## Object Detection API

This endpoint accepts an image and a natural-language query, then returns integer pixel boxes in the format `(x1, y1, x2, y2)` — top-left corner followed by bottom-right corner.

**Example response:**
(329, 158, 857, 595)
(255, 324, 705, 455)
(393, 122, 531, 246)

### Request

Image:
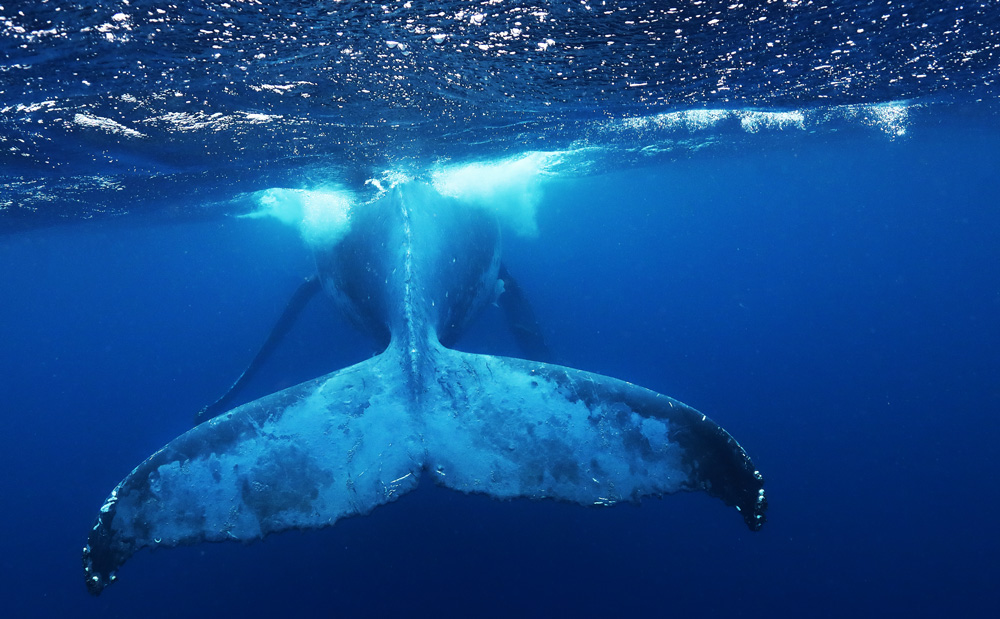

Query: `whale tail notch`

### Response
(84, 345, 766, 594)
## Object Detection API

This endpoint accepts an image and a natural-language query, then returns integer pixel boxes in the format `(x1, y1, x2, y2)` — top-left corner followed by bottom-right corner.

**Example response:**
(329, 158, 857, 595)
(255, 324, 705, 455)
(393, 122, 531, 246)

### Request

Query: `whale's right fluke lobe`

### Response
(424, 348, 767, 530)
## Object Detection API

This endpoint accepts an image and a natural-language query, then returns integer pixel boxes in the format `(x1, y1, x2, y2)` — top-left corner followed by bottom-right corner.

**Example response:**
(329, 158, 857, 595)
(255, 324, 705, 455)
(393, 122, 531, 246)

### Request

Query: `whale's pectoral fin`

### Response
(424, 350, 767, 530)
(196, 275, 323, 424)
(496, 264, 553, 362)
(84, 353, 423, 595)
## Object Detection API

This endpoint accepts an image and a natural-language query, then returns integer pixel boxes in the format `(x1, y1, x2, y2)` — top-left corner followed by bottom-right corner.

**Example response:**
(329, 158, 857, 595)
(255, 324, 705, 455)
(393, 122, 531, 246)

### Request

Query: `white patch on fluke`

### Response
(246, 187, 355, 248)
(431, 152, 562, 238)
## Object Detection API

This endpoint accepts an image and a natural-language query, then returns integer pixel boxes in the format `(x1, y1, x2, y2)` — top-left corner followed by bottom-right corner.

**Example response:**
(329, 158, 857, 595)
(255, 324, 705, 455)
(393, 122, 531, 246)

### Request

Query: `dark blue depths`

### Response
(1, 120, 998, 618)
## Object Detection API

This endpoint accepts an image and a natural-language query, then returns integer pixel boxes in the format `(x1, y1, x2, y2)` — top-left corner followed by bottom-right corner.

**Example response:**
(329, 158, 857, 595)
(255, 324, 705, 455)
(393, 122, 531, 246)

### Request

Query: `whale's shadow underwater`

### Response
(83, 182, 767, 594)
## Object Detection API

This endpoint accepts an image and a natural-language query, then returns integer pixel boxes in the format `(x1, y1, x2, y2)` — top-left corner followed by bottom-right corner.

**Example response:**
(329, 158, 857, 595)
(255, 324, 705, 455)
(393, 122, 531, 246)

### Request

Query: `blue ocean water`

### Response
(2, 1, 999, 618)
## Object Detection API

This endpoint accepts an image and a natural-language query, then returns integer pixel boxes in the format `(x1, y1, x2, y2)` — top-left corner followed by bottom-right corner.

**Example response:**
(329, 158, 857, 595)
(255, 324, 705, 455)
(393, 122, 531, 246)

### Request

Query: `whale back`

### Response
(313, 184, 501, 349)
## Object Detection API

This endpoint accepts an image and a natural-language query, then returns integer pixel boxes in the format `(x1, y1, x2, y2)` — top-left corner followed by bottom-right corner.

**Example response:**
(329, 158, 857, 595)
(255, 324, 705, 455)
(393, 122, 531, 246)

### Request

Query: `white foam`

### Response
(737, 110, 806, 132)
(431, 151, 562, 237)
(610, 109, 728, 132)
(864, 101, 910, 137)
(603, 102, 915, 136)
(367, 169, 413, 195)
(73, 113, 146, 138)
(245, 187, 355, 249)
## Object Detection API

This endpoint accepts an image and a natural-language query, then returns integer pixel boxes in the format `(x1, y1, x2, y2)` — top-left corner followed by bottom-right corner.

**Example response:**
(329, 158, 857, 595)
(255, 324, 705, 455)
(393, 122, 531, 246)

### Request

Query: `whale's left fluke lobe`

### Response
(83, 350, 424, 595)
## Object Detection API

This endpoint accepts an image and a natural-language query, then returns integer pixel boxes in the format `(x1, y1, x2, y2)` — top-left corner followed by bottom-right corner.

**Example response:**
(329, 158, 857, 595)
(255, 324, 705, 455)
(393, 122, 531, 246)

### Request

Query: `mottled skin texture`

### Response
(83, 183, 766, 594)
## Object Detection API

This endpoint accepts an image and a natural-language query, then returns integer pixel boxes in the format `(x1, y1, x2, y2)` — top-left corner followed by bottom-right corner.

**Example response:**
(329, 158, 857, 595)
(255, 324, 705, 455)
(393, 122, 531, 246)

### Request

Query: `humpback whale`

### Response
(82, 182, 767, 594)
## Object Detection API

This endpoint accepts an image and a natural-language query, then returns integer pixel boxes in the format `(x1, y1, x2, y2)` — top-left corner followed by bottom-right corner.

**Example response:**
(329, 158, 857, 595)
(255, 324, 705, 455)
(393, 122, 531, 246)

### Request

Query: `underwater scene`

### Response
(1, 1, 998, 617)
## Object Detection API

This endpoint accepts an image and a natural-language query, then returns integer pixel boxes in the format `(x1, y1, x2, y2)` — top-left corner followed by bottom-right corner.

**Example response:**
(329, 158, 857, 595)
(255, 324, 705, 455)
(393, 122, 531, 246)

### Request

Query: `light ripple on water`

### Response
(1, 1, 998, 225)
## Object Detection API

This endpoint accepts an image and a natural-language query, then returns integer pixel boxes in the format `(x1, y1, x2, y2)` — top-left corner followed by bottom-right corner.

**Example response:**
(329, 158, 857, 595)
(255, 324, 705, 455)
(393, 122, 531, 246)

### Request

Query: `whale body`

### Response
(83, 182, 767, 594)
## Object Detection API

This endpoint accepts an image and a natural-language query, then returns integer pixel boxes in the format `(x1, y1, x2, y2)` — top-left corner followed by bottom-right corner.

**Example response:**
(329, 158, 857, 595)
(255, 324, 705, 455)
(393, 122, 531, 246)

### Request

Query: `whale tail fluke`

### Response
(424, 348, 766, 528)
(83, 351, 424, 595)
(84, 345, 765, 594)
